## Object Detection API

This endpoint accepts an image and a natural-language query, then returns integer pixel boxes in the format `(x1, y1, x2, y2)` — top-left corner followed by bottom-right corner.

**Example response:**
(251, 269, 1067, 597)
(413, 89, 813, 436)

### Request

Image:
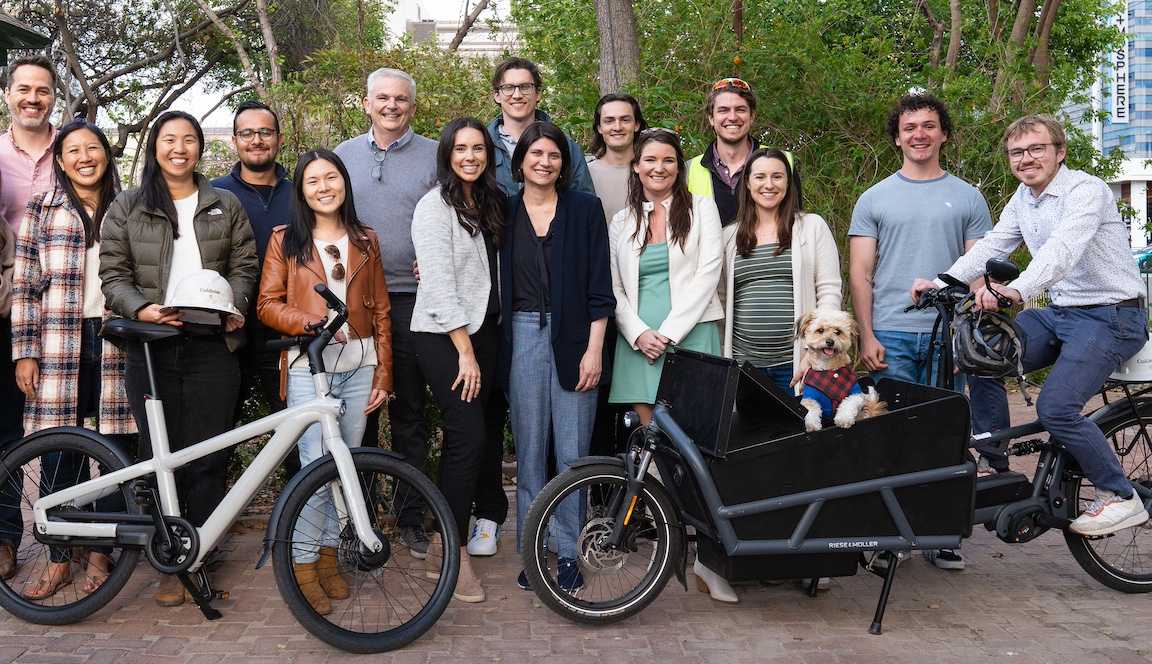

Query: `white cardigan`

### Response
(609, 194, 724, 349)
(719, 212, 843, 367)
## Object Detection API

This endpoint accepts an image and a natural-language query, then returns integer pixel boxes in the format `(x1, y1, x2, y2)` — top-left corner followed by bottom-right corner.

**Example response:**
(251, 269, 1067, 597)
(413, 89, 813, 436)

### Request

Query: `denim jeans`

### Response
(871, 329, 966, 392)
(968, 305, 1148, 495)
(509, 312, 597, 557)
(287, 366, 374, 563)
(758, 363, 795, 393)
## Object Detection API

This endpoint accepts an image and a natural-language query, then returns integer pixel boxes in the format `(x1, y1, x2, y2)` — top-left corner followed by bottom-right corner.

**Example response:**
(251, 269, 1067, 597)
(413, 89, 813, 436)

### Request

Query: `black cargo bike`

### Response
(520, 260, 1152, 634)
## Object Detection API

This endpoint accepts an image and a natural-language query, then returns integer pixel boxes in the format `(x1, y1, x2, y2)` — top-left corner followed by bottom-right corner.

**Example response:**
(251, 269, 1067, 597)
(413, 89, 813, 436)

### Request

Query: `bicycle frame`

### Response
(30, 369, 384, 572)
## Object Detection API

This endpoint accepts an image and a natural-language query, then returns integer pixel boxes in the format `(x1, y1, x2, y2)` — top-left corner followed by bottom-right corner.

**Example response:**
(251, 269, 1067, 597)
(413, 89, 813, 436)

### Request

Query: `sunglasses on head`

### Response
(712, 77, 752, 92)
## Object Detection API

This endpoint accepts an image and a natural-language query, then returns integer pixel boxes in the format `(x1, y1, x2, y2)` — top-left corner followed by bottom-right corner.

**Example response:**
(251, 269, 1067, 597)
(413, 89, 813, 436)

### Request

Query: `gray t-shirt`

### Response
(587, 158, 630, 222)
(849, 172, 992, 332)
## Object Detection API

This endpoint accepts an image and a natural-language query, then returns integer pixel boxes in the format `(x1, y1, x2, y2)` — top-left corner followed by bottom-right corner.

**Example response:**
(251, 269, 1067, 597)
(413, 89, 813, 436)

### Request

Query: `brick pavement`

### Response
(2, 393, 1152, 664)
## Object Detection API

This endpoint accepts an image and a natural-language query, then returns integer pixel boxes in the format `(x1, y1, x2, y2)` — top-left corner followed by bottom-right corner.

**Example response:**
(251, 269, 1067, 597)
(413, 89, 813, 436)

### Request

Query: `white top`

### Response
(164, 193, 203, 305)
(288, 234, 377, 374)
(82, 240, 105, 318)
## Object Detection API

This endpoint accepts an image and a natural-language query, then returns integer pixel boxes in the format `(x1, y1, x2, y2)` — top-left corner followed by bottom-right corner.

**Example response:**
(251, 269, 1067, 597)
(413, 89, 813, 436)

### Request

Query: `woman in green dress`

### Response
(607, 128, 723, 425)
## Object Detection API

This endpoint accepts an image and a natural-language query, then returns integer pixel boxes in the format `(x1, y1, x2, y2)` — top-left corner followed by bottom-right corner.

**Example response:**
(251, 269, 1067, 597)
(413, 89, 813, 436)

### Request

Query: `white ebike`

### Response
(0, 284, 459, 653)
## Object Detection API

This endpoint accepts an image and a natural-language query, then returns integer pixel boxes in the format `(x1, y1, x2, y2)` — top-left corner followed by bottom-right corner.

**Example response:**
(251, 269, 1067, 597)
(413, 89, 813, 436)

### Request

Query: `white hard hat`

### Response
(167, 269, 241, 316)
(1112, 337, 1152, 383)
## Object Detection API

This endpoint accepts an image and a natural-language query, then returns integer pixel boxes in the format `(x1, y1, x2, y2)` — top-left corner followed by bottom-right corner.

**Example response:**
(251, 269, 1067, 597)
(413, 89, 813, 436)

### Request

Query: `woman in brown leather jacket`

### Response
(257, 149, 392, 616)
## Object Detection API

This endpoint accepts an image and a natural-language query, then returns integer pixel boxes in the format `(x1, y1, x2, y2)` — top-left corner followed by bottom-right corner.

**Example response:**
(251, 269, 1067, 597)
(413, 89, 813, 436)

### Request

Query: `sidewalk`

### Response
(2, 392, 1151, 663)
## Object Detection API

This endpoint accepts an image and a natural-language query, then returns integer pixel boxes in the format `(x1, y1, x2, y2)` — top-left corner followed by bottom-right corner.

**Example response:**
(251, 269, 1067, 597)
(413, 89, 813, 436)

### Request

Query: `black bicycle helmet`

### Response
(951, 301, 1026, 378)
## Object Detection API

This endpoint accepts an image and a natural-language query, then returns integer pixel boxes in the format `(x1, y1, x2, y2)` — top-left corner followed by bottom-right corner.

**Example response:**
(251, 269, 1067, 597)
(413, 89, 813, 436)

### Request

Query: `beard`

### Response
(9, 110, 48, 131)
(241, 156, 277, 172)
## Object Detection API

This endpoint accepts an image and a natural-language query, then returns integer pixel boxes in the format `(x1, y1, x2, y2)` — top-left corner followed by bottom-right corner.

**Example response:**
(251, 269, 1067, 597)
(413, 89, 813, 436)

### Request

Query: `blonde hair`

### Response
(1002, 114, 1066, 150)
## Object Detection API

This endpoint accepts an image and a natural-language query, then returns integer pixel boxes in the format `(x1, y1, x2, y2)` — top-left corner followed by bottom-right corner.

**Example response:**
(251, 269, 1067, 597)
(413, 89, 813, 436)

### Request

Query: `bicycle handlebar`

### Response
(263, 285, 350, 373)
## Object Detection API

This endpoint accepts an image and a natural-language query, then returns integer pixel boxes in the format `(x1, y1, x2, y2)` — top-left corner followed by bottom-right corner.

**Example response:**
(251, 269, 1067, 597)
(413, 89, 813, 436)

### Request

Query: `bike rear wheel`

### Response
(1065, 412, 1152, 592)
(271, 449, 458, 653)
(521, 462, 682, 624)
(0, 431, 141, 624)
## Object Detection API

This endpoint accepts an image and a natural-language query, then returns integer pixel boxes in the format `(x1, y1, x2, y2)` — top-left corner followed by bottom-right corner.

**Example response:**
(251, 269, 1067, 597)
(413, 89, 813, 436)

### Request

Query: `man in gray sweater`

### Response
(334, 67, 437, 557)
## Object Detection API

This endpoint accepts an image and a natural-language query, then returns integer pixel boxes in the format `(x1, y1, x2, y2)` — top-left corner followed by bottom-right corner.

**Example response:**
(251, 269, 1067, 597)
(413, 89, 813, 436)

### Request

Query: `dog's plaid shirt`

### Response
(803, 367, 859, 410)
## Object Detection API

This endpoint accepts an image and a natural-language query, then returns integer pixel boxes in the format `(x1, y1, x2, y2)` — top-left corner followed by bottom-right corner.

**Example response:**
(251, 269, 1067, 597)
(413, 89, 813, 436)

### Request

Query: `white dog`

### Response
(794, 310, 887, 432)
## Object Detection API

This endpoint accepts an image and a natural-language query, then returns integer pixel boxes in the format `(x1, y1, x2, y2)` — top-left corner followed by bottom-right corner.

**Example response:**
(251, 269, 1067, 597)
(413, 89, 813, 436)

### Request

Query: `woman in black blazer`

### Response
(499, 122, 615, 593)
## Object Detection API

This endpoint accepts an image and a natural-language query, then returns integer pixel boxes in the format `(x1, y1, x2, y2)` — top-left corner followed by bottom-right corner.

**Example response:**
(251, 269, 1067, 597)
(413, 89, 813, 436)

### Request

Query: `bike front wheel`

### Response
(1065, 411, 1152, 592)
(521, 462, 683, 624)
(271, 448, 458, 653)
(0, 430, 142, 624)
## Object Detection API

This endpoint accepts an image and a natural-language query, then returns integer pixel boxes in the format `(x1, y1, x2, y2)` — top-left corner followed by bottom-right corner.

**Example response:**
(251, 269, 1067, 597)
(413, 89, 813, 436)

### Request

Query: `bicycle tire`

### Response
(1065, 411, 1152, 592)
(521, 462, 682, 624)
(271, 448, 458, 653)
(0, 430, 142, 624)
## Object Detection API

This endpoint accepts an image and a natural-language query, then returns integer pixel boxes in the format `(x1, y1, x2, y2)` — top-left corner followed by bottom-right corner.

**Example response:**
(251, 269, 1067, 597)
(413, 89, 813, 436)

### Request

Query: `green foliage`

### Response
(511, 0, 1125, 250)
(269, 43, 494, 170)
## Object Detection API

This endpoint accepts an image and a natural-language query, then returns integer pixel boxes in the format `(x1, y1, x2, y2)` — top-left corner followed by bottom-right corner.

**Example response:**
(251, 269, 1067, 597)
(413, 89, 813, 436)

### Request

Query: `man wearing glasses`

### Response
(335, 68, 438, 559)
(914, 115, 1149, 537)
(849, 92, 992, 571)
(686, 77, 764, 226)
(486, 57, 594, 195)
(213, 101, 294, 431)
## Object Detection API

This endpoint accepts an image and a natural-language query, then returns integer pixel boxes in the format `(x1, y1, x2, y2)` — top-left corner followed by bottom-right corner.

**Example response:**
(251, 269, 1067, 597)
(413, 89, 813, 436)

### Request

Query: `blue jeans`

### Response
(758, 363, 794, 393)
(287, 366, 374, 563)
(871, 329, 966, 392)
(969, 305, 1147, 495)
(509, 312, 597, 557)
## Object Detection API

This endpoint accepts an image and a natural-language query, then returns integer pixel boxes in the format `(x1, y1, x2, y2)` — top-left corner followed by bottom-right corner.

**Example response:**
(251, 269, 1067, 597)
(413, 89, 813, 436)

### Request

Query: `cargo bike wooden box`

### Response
(520, 348, 977, 634)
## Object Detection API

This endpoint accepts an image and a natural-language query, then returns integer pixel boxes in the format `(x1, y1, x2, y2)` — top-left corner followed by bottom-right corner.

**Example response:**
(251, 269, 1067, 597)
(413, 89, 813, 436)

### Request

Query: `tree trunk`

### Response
(254, 0, 281, 85)
(595, 0, 640, 94)
(945, 0, 962, 69)
(1031, 0, 1065, 90)
(191, 0, 268, 98)
(449, 0, 490, 52)
(917, 0, 944, 69)
(991, 0, 1038, 112)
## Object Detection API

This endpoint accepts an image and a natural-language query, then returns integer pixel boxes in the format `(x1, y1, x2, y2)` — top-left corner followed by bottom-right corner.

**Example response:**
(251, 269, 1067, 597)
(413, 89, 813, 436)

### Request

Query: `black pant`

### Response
(413, 320, 498, 540)
(472, 387, 510, 524)
(0, 317, 26, 548)
(374, 293, 431, 528)
(125, 335, 240, 528)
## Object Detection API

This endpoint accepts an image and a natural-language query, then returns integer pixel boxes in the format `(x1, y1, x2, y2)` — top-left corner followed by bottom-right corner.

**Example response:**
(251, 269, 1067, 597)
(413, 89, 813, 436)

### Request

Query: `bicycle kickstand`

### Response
(178, 569, 225, 620)
(869, 550, 900, 635)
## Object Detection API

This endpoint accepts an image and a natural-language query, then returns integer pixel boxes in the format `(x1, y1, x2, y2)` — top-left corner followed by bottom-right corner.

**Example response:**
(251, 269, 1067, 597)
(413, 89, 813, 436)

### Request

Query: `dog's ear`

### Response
(795, 311, 816, 340)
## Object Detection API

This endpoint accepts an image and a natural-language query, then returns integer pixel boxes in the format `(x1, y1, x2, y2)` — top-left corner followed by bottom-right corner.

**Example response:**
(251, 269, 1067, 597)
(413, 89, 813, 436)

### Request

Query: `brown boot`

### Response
(454, 549, 485, 603)
(317, 547, 349, 600)
(0, 543, 15, 580)
(154, 574, 186, 607)
(293, 561, 331, 615)
(425, 533, 443, 580)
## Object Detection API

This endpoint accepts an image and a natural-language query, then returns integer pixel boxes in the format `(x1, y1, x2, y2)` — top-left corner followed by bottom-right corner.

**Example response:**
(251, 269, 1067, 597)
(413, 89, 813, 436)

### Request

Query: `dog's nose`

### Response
(824, 339, 835, 348)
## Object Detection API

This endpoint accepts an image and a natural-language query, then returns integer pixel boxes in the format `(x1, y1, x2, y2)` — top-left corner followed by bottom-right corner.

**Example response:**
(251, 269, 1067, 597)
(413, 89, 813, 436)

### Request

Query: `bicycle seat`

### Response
(101, 318, 183, 344)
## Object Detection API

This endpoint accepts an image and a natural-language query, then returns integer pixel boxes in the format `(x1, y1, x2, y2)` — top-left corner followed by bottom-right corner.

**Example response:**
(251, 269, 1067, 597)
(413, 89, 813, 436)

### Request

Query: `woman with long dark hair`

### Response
(607, 128, 723, 424)
(500, 121, 614, 593)
(722, 147, 841, 391)
(257, 149, 392, 616)
(100, 110, 258, 607)
(11, 120, 136, 599)
(410, 117, 505, 602)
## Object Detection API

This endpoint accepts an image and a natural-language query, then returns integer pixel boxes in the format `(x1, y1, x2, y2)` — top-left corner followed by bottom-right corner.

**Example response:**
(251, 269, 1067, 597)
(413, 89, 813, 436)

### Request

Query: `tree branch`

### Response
(1030, 0, 1065, 89)
(945, 0, 962, 69)
(190, 0, 268, 98)
(53, 0, 99, 122)
(201, 84, 255, 121)
(917, 0, 944, 69)
(254, 0, 281, 84)
(449, 0, 490, 52)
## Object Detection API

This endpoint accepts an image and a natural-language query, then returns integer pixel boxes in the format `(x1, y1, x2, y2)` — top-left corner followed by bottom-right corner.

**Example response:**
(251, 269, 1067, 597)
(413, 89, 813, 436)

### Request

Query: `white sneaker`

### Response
(1070, 490, 1150, 537)
(467, 518, 500, 556)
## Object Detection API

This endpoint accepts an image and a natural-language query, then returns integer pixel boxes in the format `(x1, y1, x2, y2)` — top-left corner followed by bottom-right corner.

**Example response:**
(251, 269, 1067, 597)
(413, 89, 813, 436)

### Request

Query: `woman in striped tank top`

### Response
(720, 148, 842, 393)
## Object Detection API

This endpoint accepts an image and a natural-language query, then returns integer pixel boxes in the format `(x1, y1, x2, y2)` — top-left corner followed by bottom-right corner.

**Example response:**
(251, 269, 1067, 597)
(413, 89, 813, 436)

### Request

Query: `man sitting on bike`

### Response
(912, 114, 1149, 537)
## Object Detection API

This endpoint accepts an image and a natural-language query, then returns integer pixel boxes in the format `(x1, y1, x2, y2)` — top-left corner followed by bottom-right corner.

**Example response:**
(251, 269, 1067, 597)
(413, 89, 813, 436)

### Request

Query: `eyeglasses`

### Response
(495, 83, 539, 97)
(324, 245, 346, 281)
(1006, 143, 1056, 161)
(712, 77, 752, 92)
(234, 128, 277, 142)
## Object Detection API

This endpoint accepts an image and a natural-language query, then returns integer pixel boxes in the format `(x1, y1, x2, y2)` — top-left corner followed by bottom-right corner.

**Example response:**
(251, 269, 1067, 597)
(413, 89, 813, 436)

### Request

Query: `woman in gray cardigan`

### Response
(410, 117, 505, 603)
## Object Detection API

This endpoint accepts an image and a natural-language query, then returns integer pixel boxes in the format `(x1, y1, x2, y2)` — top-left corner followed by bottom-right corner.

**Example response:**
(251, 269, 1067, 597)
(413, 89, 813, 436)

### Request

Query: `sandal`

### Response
(22, 561, 72, 600)
(81, 552, 113, 594)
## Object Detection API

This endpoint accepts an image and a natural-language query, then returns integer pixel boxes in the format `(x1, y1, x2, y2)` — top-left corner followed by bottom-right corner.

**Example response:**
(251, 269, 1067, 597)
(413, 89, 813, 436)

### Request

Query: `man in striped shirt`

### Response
(915, 114, 1149, 537)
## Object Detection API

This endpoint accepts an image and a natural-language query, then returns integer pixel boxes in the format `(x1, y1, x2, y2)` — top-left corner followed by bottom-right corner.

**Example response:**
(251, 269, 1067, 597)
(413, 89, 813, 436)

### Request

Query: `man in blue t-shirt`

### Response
(848, 93, 993, 571)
